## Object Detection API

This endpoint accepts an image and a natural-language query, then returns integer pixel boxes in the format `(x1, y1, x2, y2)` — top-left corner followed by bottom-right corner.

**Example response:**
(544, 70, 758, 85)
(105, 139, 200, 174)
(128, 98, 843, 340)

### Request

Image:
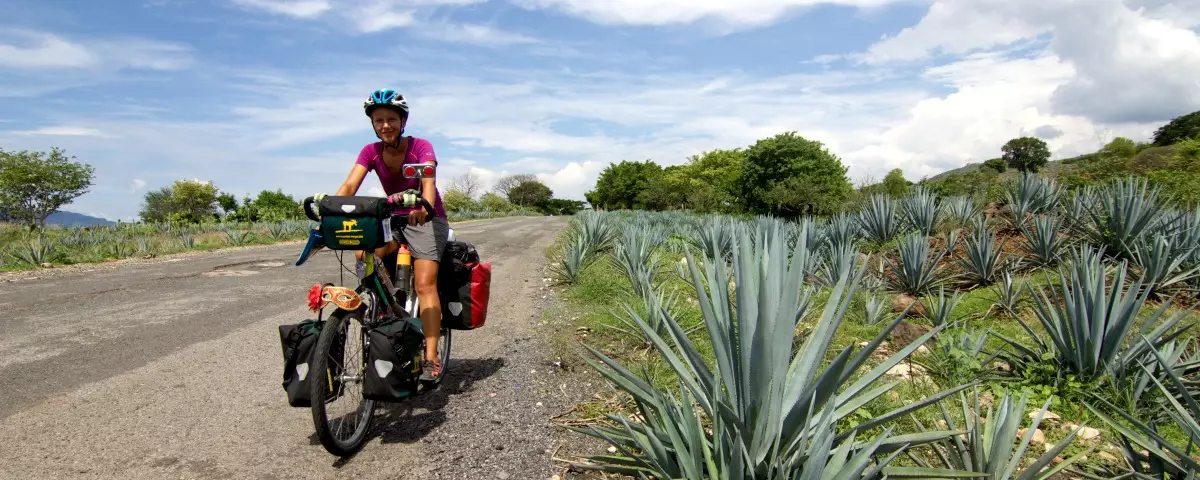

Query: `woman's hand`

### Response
(408, 208, 428, 226)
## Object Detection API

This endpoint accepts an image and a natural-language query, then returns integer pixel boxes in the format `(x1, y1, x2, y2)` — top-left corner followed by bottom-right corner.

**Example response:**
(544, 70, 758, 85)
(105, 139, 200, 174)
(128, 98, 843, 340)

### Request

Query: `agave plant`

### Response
(900, 185, 945, 236)
(1009, 244, 1192, 384)
(897, 388, 1092, 479)
(885, 231, 949, 296)
(689, 215, 739, 262)
(1022, 214, 1067, 267)
(550, 233, 595, 284)
(1077, 176, 1170, 261)
(920, 287, 964, 326)
(817, 240, 860, 287)
(862, 294, 889, 325)
(613, 222, 664, 299)
(1129, 234, 1200, 298)
(224, 229, 253, 246)
(944, 195, 982, 227)
(576, 210, 620, 255)
(1003, 172, 1063, 232)
(988, 271, 1027, 318)
(825, 211, 862, 254)
(1101, 337, 1200, 423)
(178, 231, 195, 249)
(568, 219, 966, 479)
(959, 227, 1008, 287)
(6, 234, 57, 266)
(1088, 341, 1200, 479)
(858, 193, 902, 244)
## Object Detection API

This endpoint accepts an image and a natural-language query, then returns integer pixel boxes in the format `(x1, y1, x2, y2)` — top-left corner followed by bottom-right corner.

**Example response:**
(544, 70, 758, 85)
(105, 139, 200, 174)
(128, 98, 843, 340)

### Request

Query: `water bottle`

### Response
(394, 244, 413, 293)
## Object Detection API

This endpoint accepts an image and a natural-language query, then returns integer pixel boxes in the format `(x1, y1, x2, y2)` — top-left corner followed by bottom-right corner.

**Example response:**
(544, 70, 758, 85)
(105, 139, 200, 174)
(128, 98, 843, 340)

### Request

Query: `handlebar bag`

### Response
(317, 196, 391, 251)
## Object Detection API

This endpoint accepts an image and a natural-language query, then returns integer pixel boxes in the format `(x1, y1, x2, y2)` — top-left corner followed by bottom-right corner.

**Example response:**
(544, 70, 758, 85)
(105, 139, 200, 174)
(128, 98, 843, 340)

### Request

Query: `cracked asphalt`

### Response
(0, 215, 605, 480)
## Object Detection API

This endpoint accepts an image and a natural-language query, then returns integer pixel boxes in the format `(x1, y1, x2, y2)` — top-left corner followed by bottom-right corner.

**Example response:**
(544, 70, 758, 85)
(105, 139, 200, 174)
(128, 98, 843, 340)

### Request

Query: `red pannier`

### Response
(438, 241, 491, 330)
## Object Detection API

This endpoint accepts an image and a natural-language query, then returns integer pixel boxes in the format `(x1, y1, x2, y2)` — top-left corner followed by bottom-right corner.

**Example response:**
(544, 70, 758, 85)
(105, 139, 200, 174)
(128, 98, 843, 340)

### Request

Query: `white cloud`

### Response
(231, 0, 515, 40)
(229, 0, 333, 18)
(0, 30, 95, 69)
(12, 126, 113, 137)
(508, 0, 915, 31)
(857, 0, 1200, 123)
(130, 178, 148, 193)
(415, 23, 542, 46)
(0, 29, 193, 71)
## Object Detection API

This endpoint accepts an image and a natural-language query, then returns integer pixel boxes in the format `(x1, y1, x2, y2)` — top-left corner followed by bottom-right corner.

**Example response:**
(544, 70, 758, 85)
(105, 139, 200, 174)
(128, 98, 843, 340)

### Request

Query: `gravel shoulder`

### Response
(0, 215, 609, 480)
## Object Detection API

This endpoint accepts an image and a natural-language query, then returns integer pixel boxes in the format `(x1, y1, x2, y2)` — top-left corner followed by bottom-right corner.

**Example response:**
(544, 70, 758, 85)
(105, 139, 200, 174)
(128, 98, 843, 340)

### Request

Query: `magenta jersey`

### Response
(354, 137, 447, 218)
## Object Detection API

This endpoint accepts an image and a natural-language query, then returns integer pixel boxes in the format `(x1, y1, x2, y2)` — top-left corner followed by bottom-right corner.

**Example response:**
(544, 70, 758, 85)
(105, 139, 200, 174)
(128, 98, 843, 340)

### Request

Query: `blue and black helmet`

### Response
(363, 88, 409, 117)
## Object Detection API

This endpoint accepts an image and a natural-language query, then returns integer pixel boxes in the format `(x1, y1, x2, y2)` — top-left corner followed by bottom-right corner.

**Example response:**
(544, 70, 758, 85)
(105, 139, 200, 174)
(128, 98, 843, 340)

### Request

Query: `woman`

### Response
(330, 88, 448, 383)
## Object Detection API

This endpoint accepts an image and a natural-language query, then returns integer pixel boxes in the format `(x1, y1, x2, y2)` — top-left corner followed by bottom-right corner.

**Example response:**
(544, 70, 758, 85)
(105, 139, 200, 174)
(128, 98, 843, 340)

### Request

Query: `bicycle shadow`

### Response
(314, 356, 506, 465)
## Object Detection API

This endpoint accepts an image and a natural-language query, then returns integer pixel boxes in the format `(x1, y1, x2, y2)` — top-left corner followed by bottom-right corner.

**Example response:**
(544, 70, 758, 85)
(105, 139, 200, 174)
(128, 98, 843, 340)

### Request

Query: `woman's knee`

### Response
(414, 260, 439, 297)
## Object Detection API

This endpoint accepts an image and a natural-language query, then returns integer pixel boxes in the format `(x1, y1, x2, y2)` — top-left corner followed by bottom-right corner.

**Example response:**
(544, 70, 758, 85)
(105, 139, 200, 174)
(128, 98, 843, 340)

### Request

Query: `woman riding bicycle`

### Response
(323, 88, 448, 383)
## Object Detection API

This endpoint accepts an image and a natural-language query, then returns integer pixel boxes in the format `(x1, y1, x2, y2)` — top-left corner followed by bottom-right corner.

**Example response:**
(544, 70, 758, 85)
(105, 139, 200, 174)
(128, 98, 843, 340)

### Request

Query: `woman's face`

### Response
(371, 108, 406, 143)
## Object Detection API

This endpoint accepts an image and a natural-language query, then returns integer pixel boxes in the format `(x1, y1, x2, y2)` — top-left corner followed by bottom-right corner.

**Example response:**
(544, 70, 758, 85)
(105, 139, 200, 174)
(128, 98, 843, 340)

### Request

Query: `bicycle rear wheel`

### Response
(310, 307, 376, 456)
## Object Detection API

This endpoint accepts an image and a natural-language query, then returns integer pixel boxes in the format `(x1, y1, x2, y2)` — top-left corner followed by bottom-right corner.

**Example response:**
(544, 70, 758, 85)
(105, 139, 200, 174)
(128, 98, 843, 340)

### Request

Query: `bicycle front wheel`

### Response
(310, 307, 376, 456)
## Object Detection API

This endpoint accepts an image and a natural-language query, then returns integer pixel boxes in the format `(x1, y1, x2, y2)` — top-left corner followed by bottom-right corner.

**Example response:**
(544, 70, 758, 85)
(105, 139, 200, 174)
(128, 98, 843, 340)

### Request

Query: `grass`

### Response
(545, 205, 1200, 478)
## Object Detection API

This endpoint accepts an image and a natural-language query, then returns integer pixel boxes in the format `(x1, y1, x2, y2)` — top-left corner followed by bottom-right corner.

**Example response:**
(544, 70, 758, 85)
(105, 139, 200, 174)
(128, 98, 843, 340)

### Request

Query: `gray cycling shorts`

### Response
(399, 216, 449, 262)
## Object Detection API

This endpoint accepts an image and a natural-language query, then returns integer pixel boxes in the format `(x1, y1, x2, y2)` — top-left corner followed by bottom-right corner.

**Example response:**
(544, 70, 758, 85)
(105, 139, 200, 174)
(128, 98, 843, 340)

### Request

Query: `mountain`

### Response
(45, 210, 115, 227)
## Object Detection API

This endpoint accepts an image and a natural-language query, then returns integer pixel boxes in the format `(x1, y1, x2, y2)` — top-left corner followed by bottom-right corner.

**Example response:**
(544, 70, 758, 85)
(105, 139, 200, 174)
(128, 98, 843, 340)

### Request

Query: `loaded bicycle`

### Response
(280, 162, 457, 457)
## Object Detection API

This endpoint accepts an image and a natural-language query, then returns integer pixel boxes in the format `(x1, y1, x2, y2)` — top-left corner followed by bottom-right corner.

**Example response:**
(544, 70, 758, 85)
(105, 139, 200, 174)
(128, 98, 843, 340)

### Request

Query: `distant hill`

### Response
(923, 154, 1088, 183)
(45, 210, 115, 227)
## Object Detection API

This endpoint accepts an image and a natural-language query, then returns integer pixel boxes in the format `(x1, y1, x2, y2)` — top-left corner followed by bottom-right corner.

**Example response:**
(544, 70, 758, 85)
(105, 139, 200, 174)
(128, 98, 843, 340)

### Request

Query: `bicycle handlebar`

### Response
(302, 194, 435, 223)
(386, 194, 437, 218)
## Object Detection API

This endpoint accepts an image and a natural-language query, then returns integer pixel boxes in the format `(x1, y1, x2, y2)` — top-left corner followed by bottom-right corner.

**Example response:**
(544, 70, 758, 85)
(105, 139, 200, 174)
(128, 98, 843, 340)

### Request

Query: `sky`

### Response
(1, 0, 1199, 222)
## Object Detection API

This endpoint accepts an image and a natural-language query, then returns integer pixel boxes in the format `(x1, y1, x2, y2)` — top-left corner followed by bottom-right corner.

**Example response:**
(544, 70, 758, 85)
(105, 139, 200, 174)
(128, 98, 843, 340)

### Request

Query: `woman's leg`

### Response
(406, 217, 449, 381)
(414, 258, 441, 363)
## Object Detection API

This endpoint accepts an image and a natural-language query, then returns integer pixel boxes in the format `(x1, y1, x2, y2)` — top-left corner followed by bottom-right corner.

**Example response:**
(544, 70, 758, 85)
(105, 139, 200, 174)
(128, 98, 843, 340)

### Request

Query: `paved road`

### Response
(0, 216, 575, 479)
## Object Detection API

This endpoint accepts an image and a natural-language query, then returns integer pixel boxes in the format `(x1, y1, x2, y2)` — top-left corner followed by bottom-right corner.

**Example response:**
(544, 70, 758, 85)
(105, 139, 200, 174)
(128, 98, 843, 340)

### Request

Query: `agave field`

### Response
(0, 208, 538, 271)
(550, 173, 1200, 479)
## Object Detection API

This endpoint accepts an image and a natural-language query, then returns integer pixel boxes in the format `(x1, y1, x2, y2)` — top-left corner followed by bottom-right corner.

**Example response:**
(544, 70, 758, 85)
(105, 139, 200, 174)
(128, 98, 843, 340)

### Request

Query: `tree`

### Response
(1100, 137, 1138, 158)
(216, 192, 239, 216)
(442, 188, 477, 212)
(448, 172, 484, 198)
(677, 148, 745, 212)
(1152, 110, 1200, 146)
(492, 173, 537, 197)
(880, 168, 912, 197)
(508, 178, 553, 207)
(540, 198, 585, 215)
(479, 192, 512, 212)
(736, 131, 854, 217)
(139, 186, 176, 223)
(1001, 136, 1051, 173)
(585, 160, 663, 211)
(252, 189, 301, 222)
(0, 147, 95, 228)
(171, 179, 220, 223)
(982, 157, 1007, 173)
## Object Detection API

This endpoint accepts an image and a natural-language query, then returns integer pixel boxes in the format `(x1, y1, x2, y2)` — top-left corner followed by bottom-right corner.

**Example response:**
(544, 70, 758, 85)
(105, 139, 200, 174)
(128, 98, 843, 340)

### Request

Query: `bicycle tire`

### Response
(310, 308, 376, 457)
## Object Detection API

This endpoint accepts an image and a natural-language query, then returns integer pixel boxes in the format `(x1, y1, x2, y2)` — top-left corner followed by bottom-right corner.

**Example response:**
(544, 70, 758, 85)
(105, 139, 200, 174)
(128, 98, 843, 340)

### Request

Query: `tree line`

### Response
(585, 109, 1200, 216)
(5, 109, 1197, 229)
(440, 171, 585, 216)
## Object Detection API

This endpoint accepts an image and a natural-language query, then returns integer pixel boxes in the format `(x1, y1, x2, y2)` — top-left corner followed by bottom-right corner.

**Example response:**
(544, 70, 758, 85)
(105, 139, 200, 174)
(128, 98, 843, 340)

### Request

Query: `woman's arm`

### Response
(337, 164, 369, 196)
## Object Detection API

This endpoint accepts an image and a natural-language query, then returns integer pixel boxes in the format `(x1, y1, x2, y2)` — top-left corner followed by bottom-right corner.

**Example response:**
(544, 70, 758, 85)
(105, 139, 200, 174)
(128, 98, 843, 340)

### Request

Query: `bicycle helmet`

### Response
(363, 88, 409, 118)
